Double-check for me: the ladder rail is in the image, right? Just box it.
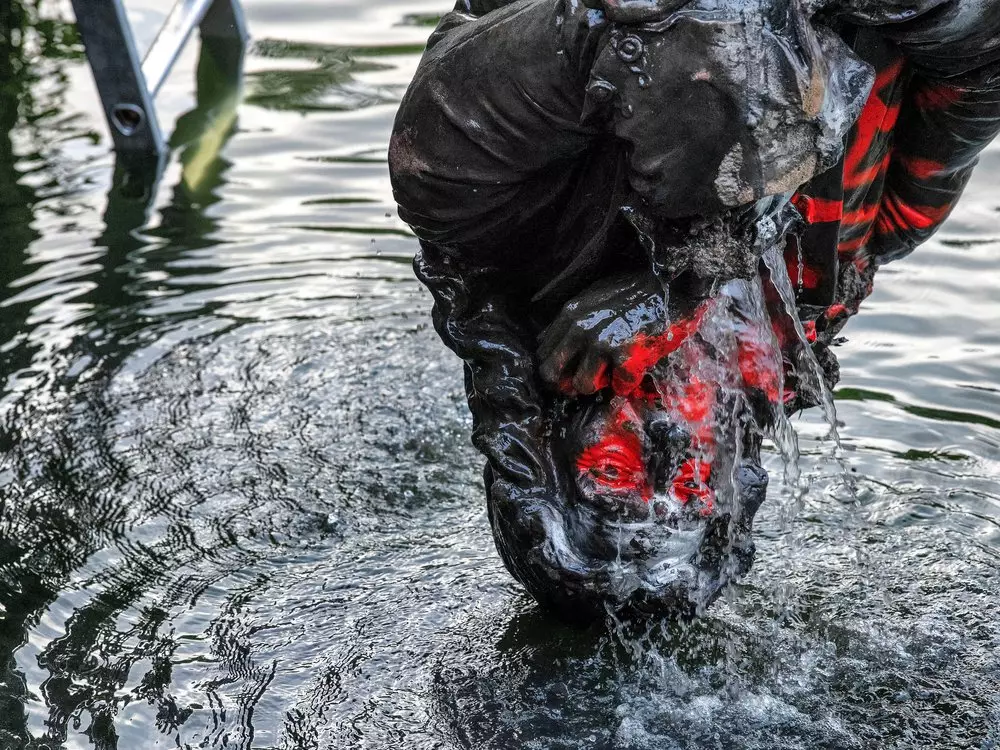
[70,0,248,159]
[142,0,217,98]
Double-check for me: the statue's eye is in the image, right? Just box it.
[592,463,619,480]
[576,433,650,500]
[672,458,715,514]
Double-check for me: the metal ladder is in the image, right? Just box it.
[69,0,248,160]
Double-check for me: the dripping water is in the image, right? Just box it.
[762,243,859,501]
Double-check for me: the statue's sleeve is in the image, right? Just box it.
[869,66,1000,263]
[388,0,607,249]
[857,0,1000,78]
[392,1,878,258]
[838,0,1000,263]
[793,1,1000,378]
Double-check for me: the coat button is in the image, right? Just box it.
[617,35,644,63]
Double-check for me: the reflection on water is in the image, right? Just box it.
[246,38,422,113]
[0,1,998,748]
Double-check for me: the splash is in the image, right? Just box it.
[762,242,859,503]
[544,207,853,620]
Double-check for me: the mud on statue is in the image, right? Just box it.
[388,0,1000,622]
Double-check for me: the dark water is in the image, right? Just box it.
[1,2,998,748]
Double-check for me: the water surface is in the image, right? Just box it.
[0,1,998,748]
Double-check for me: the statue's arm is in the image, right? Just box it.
[838,0,1000,263]
[868,66,1000,264]
[795,2,1000,377]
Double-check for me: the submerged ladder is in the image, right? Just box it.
[69,0,248,159]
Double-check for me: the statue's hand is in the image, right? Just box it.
[581,0,690,24]
[538,274,695,397]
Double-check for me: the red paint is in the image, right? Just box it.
[825,303,848,320]
[737,337,781,403]
[879,191,951,232]
[898,154,947,180]
[842,59,904,191]
[837,231,872,255]
[576,401,652,499]
[612,304,709,396]
[786,257,821,289]
[845,153,893,192]
[792,194,844,224]
[671,378,716,428]
[661,375,719,514]
[914,81,964,110]
[841,203,880,228]
[576,430,652,500]
[672,458,715,514]
[802,320,818,343]
[572,297,785,519]
[875,212,893,236]
[591,361,610,393]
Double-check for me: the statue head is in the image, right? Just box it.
[487,280,782,621]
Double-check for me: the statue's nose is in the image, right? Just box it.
[693,462,767,579]
[646,416,690,491]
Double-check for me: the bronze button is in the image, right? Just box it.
[617,35,644,63]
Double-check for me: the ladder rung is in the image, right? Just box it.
[142,0,217,98]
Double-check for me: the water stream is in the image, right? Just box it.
[1,1,998,748]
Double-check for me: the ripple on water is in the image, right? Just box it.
[0,1,999,749]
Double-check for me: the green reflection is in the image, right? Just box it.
[398,13,442,27]
[0,5,85,746]
[245,38,421,113]
[889,448,969,463]
[836,387,1000,431]
[0,8,252,747]
[291,224,413,238]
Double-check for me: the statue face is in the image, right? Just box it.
[533,382,768,619]
[566,390,712,522]
[490,282,782,619]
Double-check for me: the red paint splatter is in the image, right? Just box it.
[802,320,818,343]
[837,235,863,254]
[792,194,844,224]
[825,303,848,320]
[672,378,716,425]
[738,337,782,402]
[843,58,904,191]
[786,256,822,290]
[898,155,946,180]
[590,361,610,393]
[576,430,652,500]
[672,458,715,515]
[841,203,880,228]
[878,191,952,232]
[612,304,709,397]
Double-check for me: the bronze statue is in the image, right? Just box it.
[389,0,1000,620]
